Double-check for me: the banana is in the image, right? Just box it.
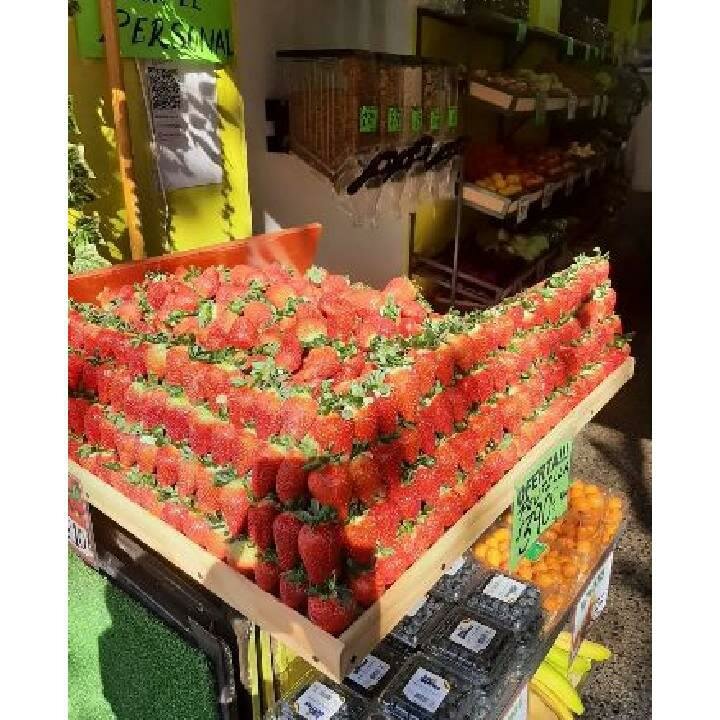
[545,646,571,672]
[530,679,575,720]
[555,631,612,662]
[534,661,585,715]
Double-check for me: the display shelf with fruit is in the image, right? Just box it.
[68,227,633,681]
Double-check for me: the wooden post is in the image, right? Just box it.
[99,0,145,261]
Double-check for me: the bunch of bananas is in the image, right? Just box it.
[529,632,611,720]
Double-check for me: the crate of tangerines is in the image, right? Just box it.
[472,479,625,618]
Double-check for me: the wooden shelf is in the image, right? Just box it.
[69,359,634,682]
[468,80,603,116]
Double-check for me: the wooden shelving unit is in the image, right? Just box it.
[69,359,634,683]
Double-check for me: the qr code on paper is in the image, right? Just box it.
[147,66,182,112]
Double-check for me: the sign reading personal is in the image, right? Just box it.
[76,0,233,63]
[509,440,572,570]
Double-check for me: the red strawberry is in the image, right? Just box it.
[397,427,421,464]
[349,568,386,607]
[373,395,398,435]
[279,567,309,612]
[434,346,455,386]
[191,266,220,299]
[265,283,297,309]
[444,386,470,423]
[188,409,219,457]
[229,264,266,288]
[253,390,283,440]
[366,500,401,546]
[273,511,303,571]
[109,368,134,409]
[176,457,199,499]
[195,464,222,513]
[280,395,318,441]
[313,413,353,455]
[276,334,303,373]
[383,276,417,303]
[227,316,258,350]
[96,365,115,404]
[160,499,189,532]
[255,550,280,594]
[308,464,352,521]
[353,403,378,444]
[219,480,251,536]
[427,393,454,436]
[250,443,282,498]
[296,317,328,344]
[247,499,278,550]
[274,453,308,506]
[348,453,383,504]
[156,445,180,487]
[297,517,342,585]
[416,414,436,455]
[163,396,194,442]
[298,346,342,381]
[115,432,138,467]
[209,422,238,465]
[341,510,377,564]
[233,430,260,475]
[385,369,421,422]
[181,510,211,548]
[82,405,104,445]
[387,478,422,521]
[374,546,407,586]
[307,587,358,636]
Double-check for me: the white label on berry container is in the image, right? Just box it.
[403,667,451,714]
[407,595,428,617]
[483,575,526,604]
[347,654,391,689]
[449,618,497,653]
[294,682,344,720]
[445,557,465,576]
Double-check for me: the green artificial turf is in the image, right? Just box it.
[68,551,218,720]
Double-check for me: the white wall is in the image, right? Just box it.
[233,0,421,288]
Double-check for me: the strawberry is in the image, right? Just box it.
[410,350,437,395]
[280,395,318,441]
[276,334,303,373]
[255,549,280,594]
[229,264,266,288]
[373,395,398,435]
[175,456,199,498]
[181,510,211,548]
[307,583,358,635]
[195,464,222,513]
[250,443,282,498]
[366,500,401,546]
[349,568,386,607]
[297,508,342,585]
[397,427,421,464]
[209,422,238,465]
[265,283,297,309]
[227,386,257,428]
[387,477,422,521]
[96,365,115,404]
[116,432,138,467]
[298,346,342,381]
[156,444,180,487]
[374,546,407,586]
[188,408,219,457]
[279,567,309,612]
[352,403,378,444]
[226,538,258,579]
[348,453,383,504]
[253,391,283,440]
[83,405,104,445]
[426,393,454,437]
[444,386,470,423]
[164,346,190,385]
[313,413,353,455]
[219,479,251,536]
[434,346,455,386]
[383,276,417,303]
[109,368,134,410]
[296,317,328,345]
[191,266,220,299]
[163,395,194,442]
[233,430,260,475]
[273,511,303,571]
[341,509,377,564]
[227,316,258,350]
[160,498,189,533]
[247,499,278,550]
[385,369,421,422]
[308,464,352,521]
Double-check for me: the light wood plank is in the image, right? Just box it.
[70,358,634,681]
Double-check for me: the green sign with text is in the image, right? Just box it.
[75,0,233,63]
[510,440,572,570]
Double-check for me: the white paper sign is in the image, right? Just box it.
[502,685,528,720]
[403,668,451,713]
[483,575,526,604]
[450,619,496,653]
[294,682,344,720]
[571,552,614,660]
[347,654,391,689]
[143,62,223,190]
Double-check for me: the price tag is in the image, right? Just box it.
[359,105,378,133]
[566,37,574,56]
[510,440,571,570]
[430,108,441,132]
[585,167,592,185]
[601,94,609,116]
[450,619,496,653]
[516,195,530,224]
[567,94,577,120]
[592,95,600,118]
[411,106,423,133]
[447,105,458,129]
[403,667,450,714]
[387,106,402,133]
[483,575,527,604]
[295,682,344,720]
[565,173,575,196]
[570,552,615,661]
[68,474,97,567]
[348,654,391,689]
[501,685,528,720]
[516,21,527,43]
[541,182,555,209]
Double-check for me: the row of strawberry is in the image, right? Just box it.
[69,337,630,634]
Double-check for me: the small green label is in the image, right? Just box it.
[411,106,423,133]
[387,106,402,133]
[525,541,548,562]
[359,105,378,133]
[516,21,527,43]
[447,105,458,129]
[510,440,572,571]
[430,108,441,132]
[566,37,574,56]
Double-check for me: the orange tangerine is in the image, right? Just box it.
[608,496,623,511]
[486,548,502,566]
[473,545,487,561]
[495,527,511,541]
[576,539,593,554]
[517,567,533,582]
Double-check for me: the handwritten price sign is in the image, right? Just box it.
[510,440,572,570]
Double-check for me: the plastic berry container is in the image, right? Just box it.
[429,554,486,603]
[425,605,514,688]
[379,653,489,720]
[389,595,446,650]
[344,639,405,700]
[465,573,543,634]
[269,677,367,720]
